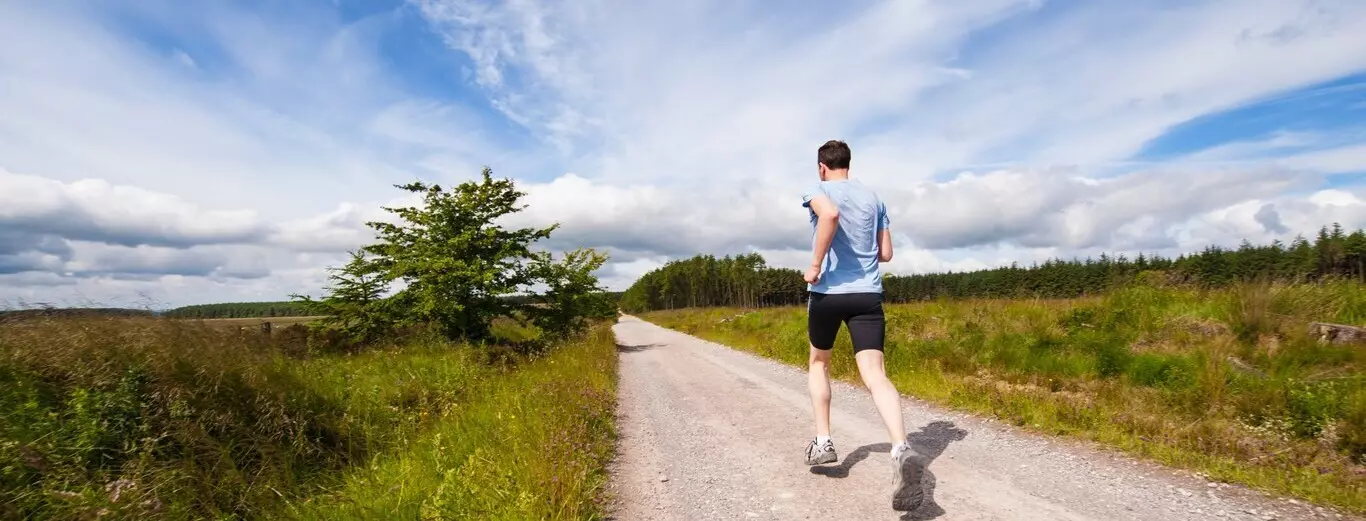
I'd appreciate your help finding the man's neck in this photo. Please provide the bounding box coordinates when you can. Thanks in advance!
[823,170,850,181]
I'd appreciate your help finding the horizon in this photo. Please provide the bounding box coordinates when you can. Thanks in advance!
[4,1,1366,309]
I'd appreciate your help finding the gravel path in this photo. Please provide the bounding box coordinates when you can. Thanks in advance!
[605,315,1358,521]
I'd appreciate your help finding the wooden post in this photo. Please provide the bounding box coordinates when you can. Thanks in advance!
[261,322,272,335]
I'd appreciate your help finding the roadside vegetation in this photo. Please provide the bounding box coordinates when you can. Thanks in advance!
[1,168,620,520]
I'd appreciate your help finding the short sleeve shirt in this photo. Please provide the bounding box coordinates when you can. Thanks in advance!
[801,179,888,294]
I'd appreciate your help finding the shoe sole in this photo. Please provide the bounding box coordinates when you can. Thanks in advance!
[891,452,925,512]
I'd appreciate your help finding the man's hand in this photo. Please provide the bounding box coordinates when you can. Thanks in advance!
[804,264,821,284]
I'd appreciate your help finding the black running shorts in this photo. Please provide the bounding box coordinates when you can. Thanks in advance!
[807,292,885,353]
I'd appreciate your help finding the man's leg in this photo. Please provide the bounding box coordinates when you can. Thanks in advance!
[847,294,924,512]
[853,350,907,445]
[804,293,840,465]
[809,345,833,439]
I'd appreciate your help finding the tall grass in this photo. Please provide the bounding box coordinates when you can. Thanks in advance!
[644,281,1366,514]
[283,325,619,520]
[0,313,618,520]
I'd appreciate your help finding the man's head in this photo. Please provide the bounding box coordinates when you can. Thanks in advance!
[817,139,851,180]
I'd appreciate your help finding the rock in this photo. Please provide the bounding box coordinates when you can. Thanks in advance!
[1226,356,1268,379]
[1308,322,1366,344]
[659,475,669,482]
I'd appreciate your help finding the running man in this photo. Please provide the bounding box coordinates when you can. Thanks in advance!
[800,139,924,512]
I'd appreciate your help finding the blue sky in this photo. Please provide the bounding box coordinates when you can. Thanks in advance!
[3,0,1366,307]
[1137,73,1366,160]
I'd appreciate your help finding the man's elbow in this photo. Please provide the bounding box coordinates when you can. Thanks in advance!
[819,210,839,222]
[879,251,893,262]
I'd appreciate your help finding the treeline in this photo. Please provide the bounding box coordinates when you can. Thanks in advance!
[620,224,1366,312]
[618,253,808,313]
[163,301,312,319]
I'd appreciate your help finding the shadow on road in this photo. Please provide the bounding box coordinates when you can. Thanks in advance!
[809,420,969,521]
[616,342,663,353]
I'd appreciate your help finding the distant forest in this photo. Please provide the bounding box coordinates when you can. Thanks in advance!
[162,301,313,319]
[618,224,1366,313]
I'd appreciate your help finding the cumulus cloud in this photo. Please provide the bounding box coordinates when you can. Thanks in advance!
[5,0,1366,306]
[1255,203,1291,234]
[0,169,272,249]
[891,165,1317,250]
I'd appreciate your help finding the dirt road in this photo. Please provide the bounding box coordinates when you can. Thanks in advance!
[606,316,1353,521]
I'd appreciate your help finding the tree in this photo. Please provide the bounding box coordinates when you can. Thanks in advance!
[358,170,559,341]
[526,248,616,337]
[293,167,612,345]
[291,250,394,344]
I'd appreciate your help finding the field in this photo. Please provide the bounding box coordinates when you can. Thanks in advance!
[642,281,1366,513]
[0,314,619,520]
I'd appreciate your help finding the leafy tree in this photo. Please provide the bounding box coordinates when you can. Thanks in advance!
[292,167,612,345]
[357,171,560,341]
[527,248,617,337]
[291,250,394,344]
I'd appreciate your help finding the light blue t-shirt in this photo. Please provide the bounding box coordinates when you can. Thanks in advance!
[802,179,889,295]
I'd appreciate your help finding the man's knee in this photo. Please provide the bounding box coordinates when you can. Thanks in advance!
[854,350,888,377]
[809,345,832,366]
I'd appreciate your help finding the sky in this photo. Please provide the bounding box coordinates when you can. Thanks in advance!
[3,0,1366,309]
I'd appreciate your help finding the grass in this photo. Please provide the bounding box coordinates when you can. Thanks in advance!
[0,313,618,520]
[281,324,619,520]
[642,281,1366,515]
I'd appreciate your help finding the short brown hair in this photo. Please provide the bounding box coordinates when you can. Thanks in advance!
[817,140,851,170]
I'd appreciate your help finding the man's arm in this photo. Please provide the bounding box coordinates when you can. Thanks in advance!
[876,198,892,262]
[808,194,839,271]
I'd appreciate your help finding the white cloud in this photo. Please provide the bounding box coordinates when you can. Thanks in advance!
[1282,143,1366,173]
[0,169,271,248]
[5,1,1366,305]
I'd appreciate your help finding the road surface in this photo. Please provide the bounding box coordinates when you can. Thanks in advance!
[606,315,1354,521]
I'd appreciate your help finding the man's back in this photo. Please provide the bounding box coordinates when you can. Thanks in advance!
[803,178,888,294]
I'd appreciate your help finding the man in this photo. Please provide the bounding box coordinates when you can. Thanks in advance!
[800,139,923,512]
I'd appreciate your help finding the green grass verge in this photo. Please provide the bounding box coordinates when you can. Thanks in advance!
[281,324,618,520]
[641,282,1366,515]
[1,314,618,520]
